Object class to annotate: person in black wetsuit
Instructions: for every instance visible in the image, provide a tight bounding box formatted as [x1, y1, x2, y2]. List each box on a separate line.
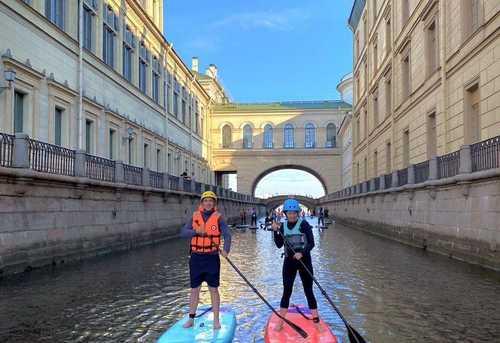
[272, 198, 321, 332]
[251, 208, 257, 227]
[318, 207, 325, 227]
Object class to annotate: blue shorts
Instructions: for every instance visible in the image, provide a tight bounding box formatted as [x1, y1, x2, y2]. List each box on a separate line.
[189, 253, 220, 288]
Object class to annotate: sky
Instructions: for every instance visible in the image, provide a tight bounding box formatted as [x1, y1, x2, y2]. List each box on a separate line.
[164, 0, 354, 102]
[253, 169, 326, 199]
[163, 0, 353, 197]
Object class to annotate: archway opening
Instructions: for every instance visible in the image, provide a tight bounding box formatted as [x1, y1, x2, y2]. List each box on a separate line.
[254, 168, 326, 199]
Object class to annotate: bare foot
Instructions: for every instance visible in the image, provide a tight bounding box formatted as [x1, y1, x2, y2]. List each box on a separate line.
[273, 320, 284, 332]
[213, 321, 221, 330]
[183, 319, 194, 328]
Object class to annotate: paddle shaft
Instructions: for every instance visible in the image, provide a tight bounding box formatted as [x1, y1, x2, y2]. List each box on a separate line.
[275, 228, 366, 343]
[220, 253, 308, 339]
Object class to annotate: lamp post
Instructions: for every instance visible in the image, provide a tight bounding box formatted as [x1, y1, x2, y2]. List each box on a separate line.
[0, 69, 16, 93]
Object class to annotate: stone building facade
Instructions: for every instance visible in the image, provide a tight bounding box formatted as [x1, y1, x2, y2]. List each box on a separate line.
[0, 0, 230, 185]
[338, 113, 353, 188]
[348, 0, 499, 184]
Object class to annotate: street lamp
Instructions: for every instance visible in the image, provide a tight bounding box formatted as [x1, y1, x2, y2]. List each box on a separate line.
[0, 69, 16, 94]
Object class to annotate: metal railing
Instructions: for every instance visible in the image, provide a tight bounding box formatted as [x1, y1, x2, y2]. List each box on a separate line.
[168, 175, 180, 191]
[414, 160, 429, 183]
[471, 136, 500, 172]
[0, 131, 258, 203]
[384, 173, 392, 188]
[194, 182, 202, 194]
[86, 154, 115, 182]
[183, 179, 192, 193]
[0, 133, 14, 167]
[150, 171, 164, 189]
[438, 151, 460, 179]
[123, 164, 143, 186]
[28, 138, 75, 176]
[397, 168, 408, 187]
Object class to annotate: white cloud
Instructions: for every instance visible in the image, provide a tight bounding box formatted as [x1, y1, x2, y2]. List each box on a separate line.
[211, 8, 310, 32]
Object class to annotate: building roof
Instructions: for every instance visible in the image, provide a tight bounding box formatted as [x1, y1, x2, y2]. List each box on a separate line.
[348, 0, 366, 32]
[215, 100, 352, 111]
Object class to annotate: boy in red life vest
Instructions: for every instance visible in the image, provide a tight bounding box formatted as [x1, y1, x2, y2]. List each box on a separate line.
[180, 191, 231, 330]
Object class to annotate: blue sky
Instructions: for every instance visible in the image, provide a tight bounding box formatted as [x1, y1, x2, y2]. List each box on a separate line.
[164, 1, 353, 197]
[164, 0, 354, 102]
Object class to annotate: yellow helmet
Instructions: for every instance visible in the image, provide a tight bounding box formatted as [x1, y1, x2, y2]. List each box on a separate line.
[201, 191, 217, 201]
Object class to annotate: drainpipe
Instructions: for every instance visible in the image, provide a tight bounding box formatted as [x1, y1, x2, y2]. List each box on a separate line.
[189, 75, 195, 178]
[440, 1, 448, 153]
[164, 42, 173, 173]
[207, 96, 215, 185]
[78, 0, 84, 150]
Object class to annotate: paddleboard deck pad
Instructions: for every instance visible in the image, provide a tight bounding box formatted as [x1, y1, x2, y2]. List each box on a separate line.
[264, 305, 338, 343]
[157, 306, 236, 343]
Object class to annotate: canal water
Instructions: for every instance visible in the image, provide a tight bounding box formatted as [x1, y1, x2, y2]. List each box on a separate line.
[1, 217, 499, 343]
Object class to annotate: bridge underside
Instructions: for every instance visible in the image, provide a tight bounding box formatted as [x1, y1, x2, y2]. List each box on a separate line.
[212, 148, 342, 196]
[264, 195, 318, 212]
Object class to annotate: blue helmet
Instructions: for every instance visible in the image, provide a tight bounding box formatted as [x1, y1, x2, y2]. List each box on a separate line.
[283, 199, 300, 213]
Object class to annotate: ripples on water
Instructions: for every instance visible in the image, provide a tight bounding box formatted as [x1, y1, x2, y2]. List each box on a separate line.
[1, 217, 500, 342]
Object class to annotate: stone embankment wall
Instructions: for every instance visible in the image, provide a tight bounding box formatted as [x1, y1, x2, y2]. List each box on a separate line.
[321, 170, 500, 270]
[0, 167, 263, 277]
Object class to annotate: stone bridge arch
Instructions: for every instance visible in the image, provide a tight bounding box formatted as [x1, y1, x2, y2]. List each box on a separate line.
[251, 164, 328, 197]
[263, 195, 319, 212]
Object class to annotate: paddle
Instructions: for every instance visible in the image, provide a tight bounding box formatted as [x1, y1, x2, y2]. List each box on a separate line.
[274, 227, 367, 343]
[220, 252, 308, 339]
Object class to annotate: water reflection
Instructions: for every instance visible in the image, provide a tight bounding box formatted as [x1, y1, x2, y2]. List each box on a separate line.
[0, 217, 499, 342]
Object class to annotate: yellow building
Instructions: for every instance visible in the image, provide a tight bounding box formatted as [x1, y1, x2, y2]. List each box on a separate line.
[211, 100, 351, 195]
[348, 0, 500, 184]
[0, 0, 223, 184]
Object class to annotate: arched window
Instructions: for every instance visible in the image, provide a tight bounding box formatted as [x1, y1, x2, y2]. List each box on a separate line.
[263, 124, 273, 148]
[284, 124, 294, 148]
[222, 125, 232, 148]
[305, 123, 316, 148]
[326, 123, 337, 147]
[243, 125, 253, 148]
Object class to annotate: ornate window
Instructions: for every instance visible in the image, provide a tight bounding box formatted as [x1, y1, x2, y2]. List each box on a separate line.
[123, 25, 136, 82]
[243, 125, 253, 149]
[326, 123, 337, 147]
[139, 41, 150, 94]
[284, 124, 294, 148]
[103, 4, 119, 68]
[263, 124, 273, 148]
[45, 0, 65, 29]
[222, 125, 232, 148]
[305, 123, 316, 148]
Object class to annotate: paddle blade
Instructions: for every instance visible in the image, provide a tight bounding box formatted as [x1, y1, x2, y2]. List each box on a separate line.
[284, 318, 308, 339]
[347, 324, 367, 343]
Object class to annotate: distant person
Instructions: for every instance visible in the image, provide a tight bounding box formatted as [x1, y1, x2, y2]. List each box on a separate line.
[240, 209, 247, 225]
[251, 208, 257, 227]
[324, 208, 329, 220]
[318, 208, 325, 227]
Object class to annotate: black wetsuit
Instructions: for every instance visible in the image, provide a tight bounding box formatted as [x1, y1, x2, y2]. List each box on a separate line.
[273, 220, 318, 310]
[318, 209, 325, 226]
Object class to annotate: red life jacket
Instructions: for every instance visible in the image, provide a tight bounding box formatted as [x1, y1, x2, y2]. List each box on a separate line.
[190, 206, 221, 254]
